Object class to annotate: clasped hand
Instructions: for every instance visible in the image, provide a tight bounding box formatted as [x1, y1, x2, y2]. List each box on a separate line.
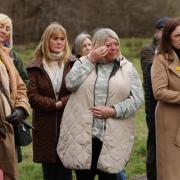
[56, 100, 63, 109]
[90, 106, 116, 119]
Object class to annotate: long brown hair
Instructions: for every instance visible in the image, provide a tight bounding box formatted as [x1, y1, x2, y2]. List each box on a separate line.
[159, 18, 180, 60]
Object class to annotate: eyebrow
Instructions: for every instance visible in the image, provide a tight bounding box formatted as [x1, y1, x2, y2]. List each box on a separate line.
[0, 23, 11, 28]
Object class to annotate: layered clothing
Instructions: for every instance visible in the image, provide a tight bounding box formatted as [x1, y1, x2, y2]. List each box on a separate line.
[151, 51, 180, 180]
[27, 58, 74, 163]
[10, 50, 29, 84]
[57, 57, 144, 173]
[0, 46, 30, 180]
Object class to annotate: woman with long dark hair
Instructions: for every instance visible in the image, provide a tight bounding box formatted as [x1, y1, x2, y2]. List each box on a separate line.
[151, 18, 180, 179]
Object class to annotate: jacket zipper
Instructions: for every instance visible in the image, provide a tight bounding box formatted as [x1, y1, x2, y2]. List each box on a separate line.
[93, 64, 114, 134]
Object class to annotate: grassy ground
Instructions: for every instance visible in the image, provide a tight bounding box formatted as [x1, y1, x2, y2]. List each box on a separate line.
[14, 38, 151, 179]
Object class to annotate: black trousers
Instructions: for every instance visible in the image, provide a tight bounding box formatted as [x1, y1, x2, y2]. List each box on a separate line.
[75, 138, 117, 180]
[146, 112, 157, 180]
[42, 161, 72, 180]
[16, 145, 22, 163]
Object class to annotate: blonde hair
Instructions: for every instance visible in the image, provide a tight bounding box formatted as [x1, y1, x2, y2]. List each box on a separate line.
[0, 13, 13, 49]
[35, 22, 71, 64]
[92, 28, 122, 58]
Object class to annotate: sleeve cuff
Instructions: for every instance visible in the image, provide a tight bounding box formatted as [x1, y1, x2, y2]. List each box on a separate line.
[113, 105, 119, 118]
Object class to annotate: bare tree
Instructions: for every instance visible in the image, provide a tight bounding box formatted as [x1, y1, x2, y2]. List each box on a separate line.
[0, 0, 179, 44]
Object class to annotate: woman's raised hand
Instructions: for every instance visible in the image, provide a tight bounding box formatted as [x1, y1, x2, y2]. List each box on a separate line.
[87, 46, 108, 64]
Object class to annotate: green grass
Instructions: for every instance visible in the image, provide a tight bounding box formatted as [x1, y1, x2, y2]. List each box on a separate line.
[14, 43, 36, 65]
[15, 38, 150, 179]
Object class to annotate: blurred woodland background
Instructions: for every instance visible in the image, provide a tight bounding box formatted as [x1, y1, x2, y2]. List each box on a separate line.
[1, 1, 180, 179]
[1, 0, 180, 44]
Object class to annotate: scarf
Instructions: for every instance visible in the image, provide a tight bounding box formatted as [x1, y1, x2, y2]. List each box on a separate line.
[43, 58, 64, 100]
[0, 48, 12, 117]
[0, 45, 16, 95]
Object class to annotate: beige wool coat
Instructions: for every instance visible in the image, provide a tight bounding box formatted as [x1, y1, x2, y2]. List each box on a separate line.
[0, 46, 30, 180]
[151, 52, 180, 180]
[0, 46, 30, 113]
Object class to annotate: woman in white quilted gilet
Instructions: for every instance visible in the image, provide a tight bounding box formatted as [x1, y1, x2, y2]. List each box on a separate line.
[57, 28, 144, 180]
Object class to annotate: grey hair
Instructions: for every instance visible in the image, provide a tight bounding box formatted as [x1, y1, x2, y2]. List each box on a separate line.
[72, 32, 92, 58]
[0, 13, 13, 49]
[92, 28, 122, 58]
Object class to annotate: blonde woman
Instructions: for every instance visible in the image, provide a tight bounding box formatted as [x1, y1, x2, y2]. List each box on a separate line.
[0, 33, 30, 180]
[0, 13, 28, 83]
[72, 32, 127, 180]
[0, 13, 30, 165]
[27, 22, 73, 180]
[57, 28, 144, 180]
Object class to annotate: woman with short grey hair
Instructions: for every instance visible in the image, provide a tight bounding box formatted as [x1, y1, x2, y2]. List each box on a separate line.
[72, 32, 92, 58]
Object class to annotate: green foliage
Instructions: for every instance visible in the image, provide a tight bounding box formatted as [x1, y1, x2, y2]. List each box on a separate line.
[121, 38, 151, 61]
[125, 107, 147, 178]
[16, 38, 150, 179]
[14, 43, 37, 65]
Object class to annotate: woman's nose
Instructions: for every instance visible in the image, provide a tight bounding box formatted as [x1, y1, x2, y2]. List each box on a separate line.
[110, 44, 116, 50]
[57, 40, 62, 44]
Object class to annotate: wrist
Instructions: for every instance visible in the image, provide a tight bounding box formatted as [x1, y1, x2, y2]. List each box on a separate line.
[112, 106, 117, 118]
[87, 53, 96, 64]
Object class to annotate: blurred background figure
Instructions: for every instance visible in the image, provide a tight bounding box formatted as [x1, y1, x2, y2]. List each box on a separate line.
[72, 32, 92, 57]
[151, 18, 180, 180]
[27, 22, 73, 180]
[140, 17, 169, 180]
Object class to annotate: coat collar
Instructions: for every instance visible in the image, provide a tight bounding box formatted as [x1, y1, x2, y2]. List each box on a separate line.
[27, 58, 43, 69]
[94, 57, 129, 78]
[120, 56, 128, 67]
[167, 51, 180, 78]
[27, 55, 77, 70]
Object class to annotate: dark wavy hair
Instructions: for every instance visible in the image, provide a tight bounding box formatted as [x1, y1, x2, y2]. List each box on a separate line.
[158, 18, 180, 60]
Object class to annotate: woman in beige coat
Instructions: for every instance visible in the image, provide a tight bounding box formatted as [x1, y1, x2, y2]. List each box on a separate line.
[151, 18, 180, 180]
[0, 42, 30, 179]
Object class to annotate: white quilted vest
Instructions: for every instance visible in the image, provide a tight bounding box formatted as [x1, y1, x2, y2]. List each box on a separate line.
[57, 59, 135, 173]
